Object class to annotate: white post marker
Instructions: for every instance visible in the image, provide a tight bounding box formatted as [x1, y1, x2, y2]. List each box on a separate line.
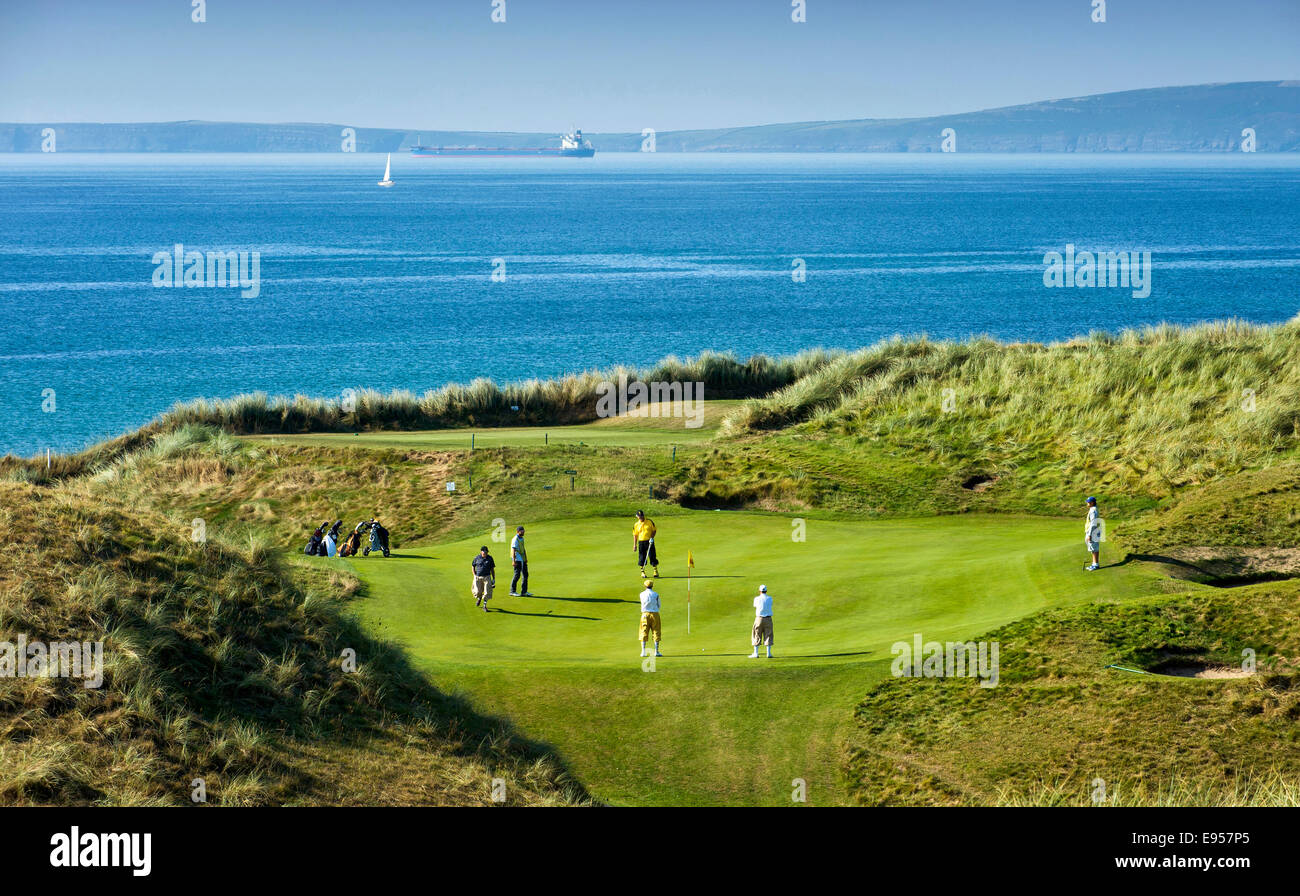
[446, 482, 456, 493]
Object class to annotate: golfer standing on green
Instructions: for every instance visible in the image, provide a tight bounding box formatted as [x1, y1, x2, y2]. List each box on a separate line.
[638, 578, 663, 658]
[471, 546, 496, 612]
[749, 584, 773, 658]
[1084, 496, 1102, 571]
[510, 526, 532, 596]
[633, 510, 659, 578]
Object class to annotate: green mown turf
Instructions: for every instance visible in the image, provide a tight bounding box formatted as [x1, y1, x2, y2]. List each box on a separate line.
[247, 427, 712, 451]
[339, 510, 1175, 806]
[244, 401, 739, 451]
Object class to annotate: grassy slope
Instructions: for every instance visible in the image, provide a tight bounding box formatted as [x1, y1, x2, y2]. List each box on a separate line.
[845, 578, 1300, 806]
[58, 412, 1300, 805]
[89, 424, 697, 549]
[706, 321, 1300, 517]
[1125, 462, 1300, 550]
[8, 323, 1300, 806]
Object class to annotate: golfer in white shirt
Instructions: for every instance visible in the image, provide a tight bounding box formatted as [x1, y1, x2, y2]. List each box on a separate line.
[639, 579, 662, 658]
[1084, 497, 1102, 571]
[749, 585, 773, 658]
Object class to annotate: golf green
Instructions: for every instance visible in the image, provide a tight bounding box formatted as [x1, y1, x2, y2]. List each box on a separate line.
[343, 510, 1160, 805]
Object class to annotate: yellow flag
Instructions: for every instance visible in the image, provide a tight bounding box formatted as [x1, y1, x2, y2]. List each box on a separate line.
[687, 550, 694, 568]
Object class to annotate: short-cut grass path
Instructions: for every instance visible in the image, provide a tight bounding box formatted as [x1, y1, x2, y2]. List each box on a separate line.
[245, 399, 740, 450]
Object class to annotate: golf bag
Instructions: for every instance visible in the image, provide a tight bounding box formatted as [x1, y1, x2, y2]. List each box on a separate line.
[323, 520, 343, 557]
[339, 527, 362, 557]
[304, 522, 328, 556]
[364, 523, 390, 557]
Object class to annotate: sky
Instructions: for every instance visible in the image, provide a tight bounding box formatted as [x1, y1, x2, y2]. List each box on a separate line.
[0, 0, 1296, 131]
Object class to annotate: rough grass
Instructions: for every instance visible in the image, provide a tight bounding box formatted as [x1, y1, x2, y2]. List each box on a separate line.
[76, 423, 689, 550]
[84, 424, 460, 550]
[0, 480, 588, 806]
[844, 579, 1300, 806]
[152, 349, 837, 436]
[722, 321, 1300, 502]
[1123, 462, 1300, 552]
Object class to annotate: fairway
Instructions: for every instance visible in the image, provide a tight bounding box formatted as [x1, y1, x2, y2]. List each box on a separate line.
[342, 510, 1167, 806]
[245, 400, 739, 451]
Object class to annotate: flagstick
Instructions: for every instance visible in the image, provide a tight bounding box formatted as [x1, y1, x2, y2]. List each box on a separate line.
[687, 560, 692, 634]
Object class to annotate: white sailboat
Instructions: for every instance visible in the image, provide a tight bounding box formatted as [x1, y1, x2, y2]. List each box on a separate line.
[378, 153, 394, 187]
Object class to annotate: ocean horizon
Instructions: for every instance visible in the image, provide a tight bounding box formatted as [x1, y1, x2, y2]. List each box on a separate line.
[3, 152, 1298, 457]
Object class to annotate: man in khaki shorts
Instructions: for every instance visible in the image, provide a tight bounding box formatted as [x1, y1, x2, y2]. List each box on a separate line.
[471, 546, 496, 613]
[749, 584, 773, 658]
[639, 578, 662, 658]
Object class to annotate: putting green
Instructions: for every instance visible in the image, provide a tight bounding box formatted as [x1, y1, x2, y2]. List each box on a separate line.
[343, 510, 1162, 806]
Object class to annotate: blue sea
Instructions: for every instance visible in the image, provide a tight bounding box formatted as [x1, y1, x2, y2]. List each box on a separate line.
[1, 152, 1297, 456]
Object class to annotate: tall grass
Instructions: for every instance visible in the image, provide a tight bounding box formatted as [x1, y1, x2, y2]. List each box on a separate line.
[154, 349, 840, 435]
[0, 479, 589, 806]
[725, 319, 1300, 493]
[8, 320, 1298, 497]
[996, 772, 1300, 807]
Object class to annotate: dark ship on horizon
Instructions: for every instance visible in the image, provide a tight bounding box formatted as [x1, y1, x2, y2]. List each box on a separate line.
[410, 129, 596, 158]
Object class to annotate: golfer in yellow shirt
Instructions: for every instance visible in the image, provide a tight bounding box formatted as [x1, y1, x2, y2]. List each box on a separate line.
[633, 510, 659, 578]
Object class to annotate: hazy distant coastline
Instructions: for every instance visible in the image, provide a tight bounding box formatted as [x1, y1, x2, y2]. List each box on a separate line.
[4, 81, 1297, 153]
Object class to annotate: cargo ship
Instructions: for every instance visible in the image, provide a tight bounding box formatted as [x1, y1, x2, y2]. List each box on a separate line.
[410, 129, 595, 158]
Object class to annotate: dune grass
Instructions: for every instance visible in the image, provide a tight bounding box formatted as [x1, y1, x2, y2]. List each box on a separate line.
[154, 351, 836, 436]
[723, 321, 1300, 497]
[0, 479, 588, 806]
[844, 578, 1300, 806]
[662, 321, 1300, 525]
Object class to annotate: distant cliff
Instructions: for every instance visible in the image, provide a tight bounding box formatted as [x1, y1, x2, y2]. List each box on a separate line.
[3, 82, 1296, 153]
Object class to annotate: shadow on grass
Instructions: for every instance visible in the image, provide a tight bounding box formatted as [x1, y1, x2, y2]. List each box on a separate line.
[526, 594, 637, 604]
[672, 650, 874, 659]
[784, 650, 874, 659]
[1120, 551, 1297, 588]
[654, 574, 744, 579]
[489, 608, 599, 621]
[112, 544, 596, 805]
